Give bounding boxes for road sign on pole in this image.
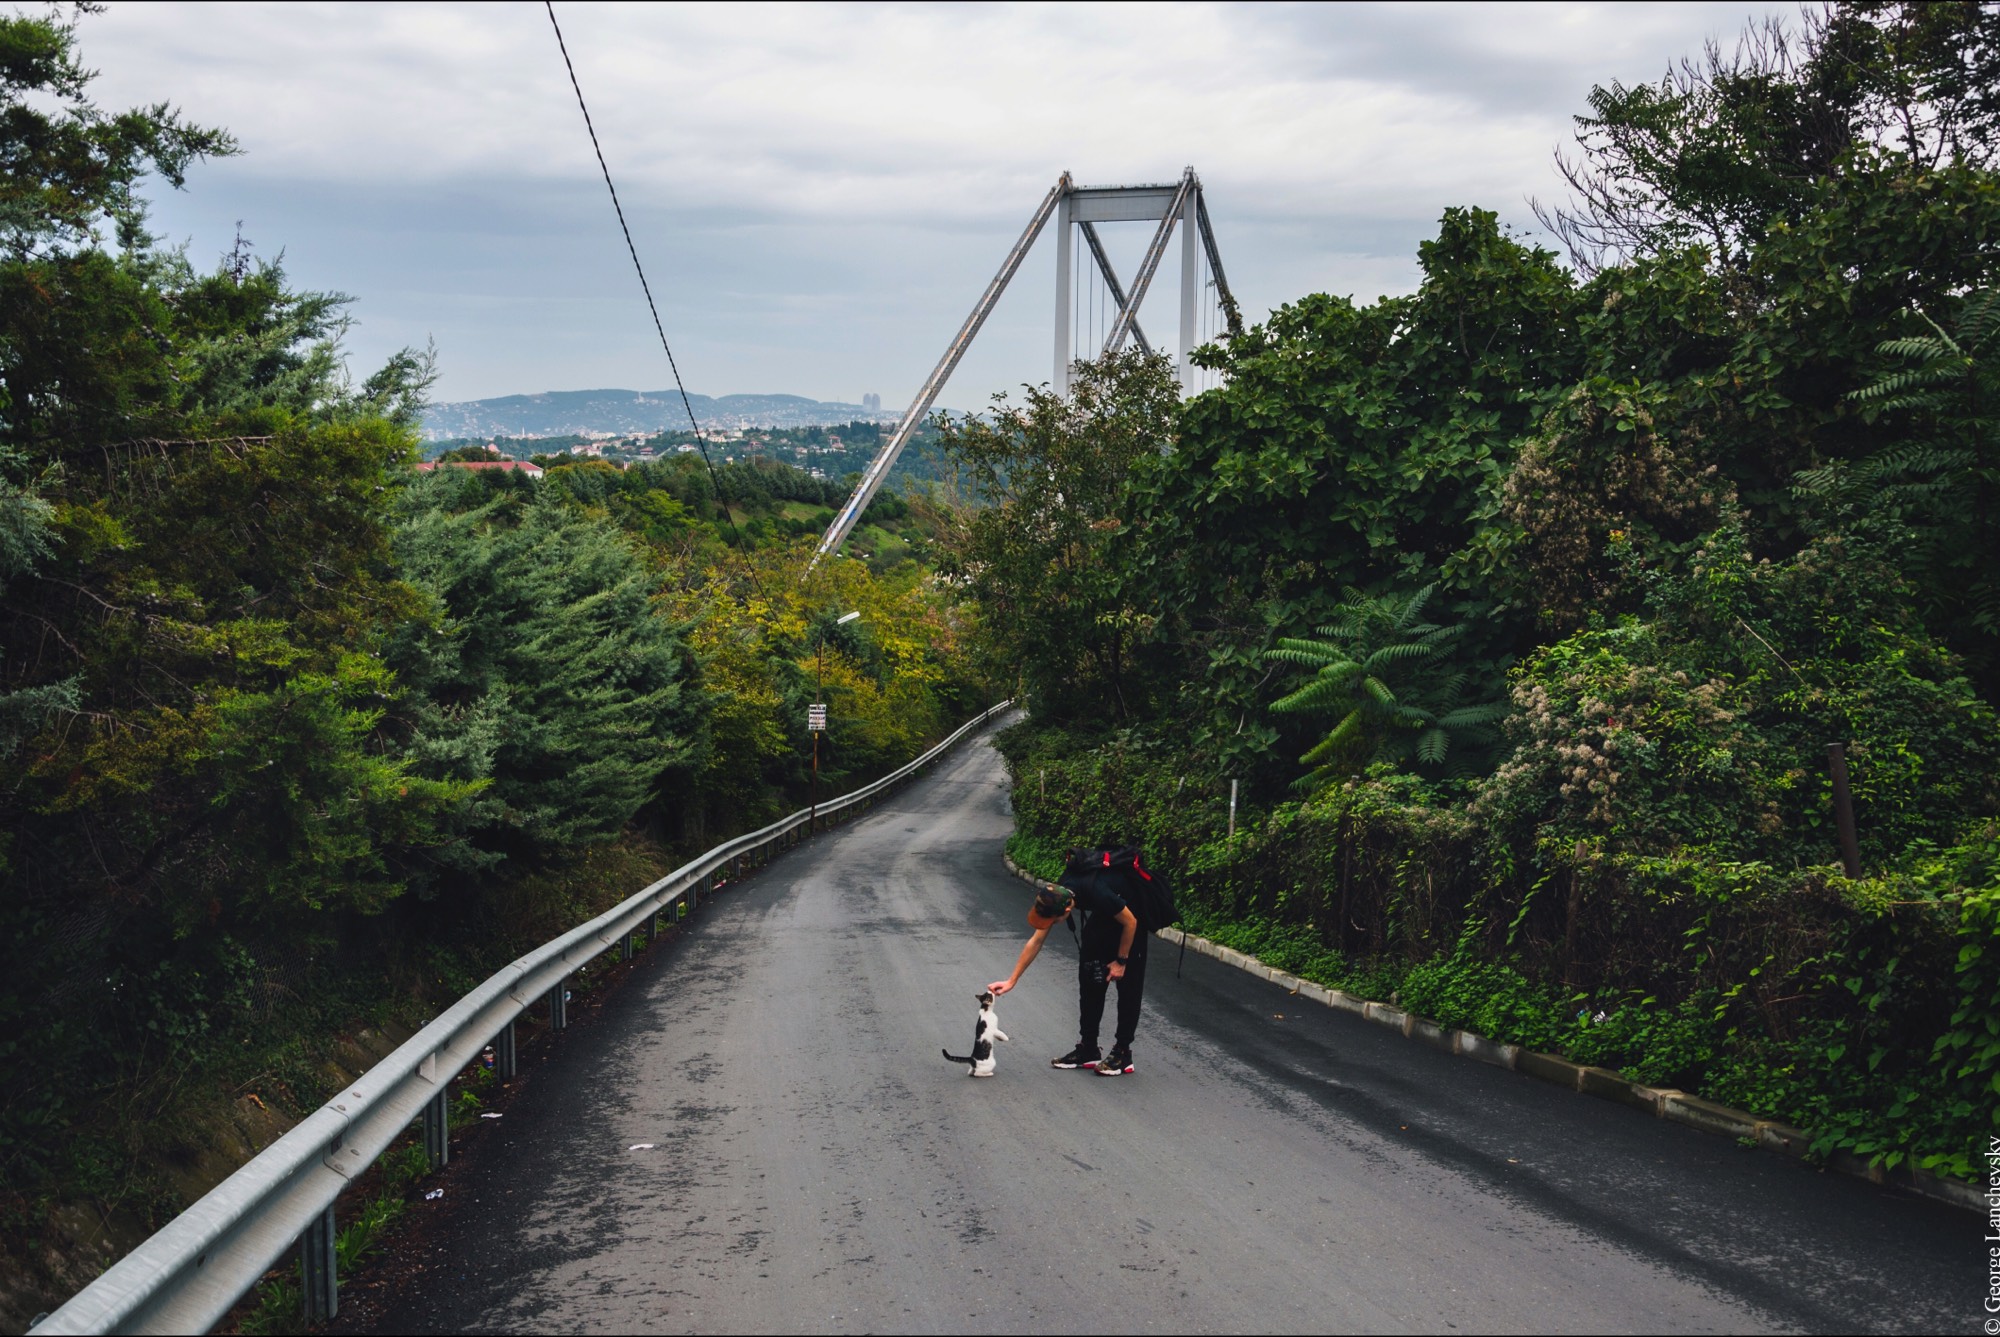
[808,704,827,732]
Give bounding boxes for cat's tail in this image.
[941,1048,975,1066]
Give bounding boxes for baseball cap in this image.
[1028,884,1074,929]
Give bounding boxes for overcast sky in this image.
[81,1,1791,410]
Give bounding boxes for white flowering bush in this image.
[1476,622,1788,854]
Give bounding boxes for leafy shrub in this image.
[1654,525,2000,865]
[334,1193,406,1273]
[1398,925,1569,1052]
[1003,830,1064,881]
[1495,377,1727,633]
[1477,520,2000,869]
[1560,994,1719,1089]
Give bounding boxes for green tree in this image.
[1121,207,1582,768]
[0,10,470,1199]
[936,350,1179,721]
[1797,289,2000,686]
[0,5,236,259]
[1265,585,1508,787]
[1536,2,2000,272]
[0,442,70,762]
[385,473,703,872]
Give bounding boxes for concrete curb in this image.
[1000,854,1981,1215]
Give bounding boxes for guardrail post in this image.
[423,1090,450,1170]
[549,977,568,1030]
[620,931,635,962]
[301,1204,336,1321]
[496,1020,517,1080]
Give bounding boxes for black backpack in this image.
[1059,843,1179,934]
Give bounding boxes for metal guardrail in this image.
[36,701,1014,1336]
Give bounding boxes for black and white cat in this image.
[942,990,1008,1077]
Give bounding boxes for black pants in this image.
[1078,925,1149,1051]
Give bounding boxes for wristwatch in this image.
[1113,956,1129,965]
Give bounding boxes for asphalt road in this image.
[353,727,1982,1335]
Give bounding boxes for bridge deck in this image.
[340,735,1973,1334]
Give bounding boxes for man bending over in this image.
[989,859,1147,1076]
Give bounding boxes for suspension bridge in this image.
[810,168,1242,567]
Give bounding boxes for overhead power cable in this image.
[543,1,747,554]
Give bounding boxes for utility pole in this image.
[811,612,859,832]
[810,672,820,833]
[1827,743,1863,878]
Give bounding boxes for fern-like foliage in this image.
[1263,584,1507,789]
[1813,287,2000,688]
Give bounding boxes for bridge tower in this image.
[810,168,1240,570]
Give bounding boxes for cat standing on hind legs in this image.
[942,990,1008,1077]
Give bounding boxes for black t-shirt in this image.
[1073,874,1128,921]
[1076,874,1144,959]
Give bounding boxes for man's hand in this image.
[1107,962,1126,981]
[989,980,1014,996]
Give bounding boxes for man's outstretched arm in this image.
[990,924,1053,995]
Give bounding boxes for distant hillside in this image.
[420,389,903,441]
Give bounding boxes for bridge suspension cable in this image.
[544,1,750,557]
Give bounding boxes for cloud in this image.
[79,1,1791,405]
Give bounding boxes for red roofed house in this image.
[417,460,543,479]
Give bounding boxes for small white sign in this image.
[808,704,827,732]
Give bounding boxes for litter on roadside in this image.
[480,1112,503,1119]
[628,1143,655,1151]
[424,1189,444,1201]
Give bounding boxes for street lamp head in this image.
[836,611,861,625]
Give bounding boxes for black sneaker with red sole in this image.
[1051,1045,1101,1070]
[1095,1047,1135,1075]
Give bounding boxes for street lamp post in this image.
[811,611,860,832]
